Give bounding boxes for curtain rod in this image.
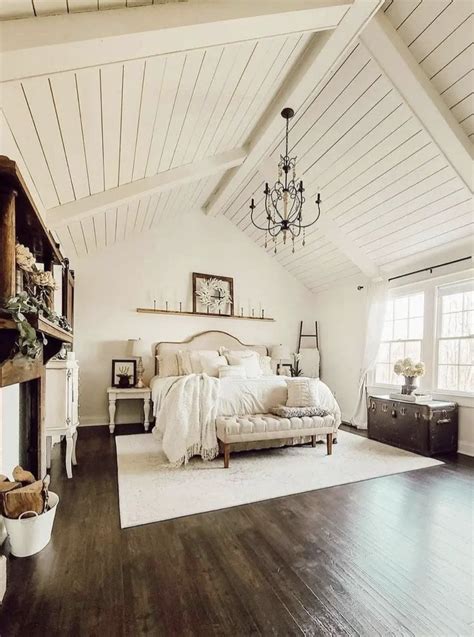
[387,256,472,282]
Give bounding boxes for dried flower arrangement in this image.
[393,358,425,378]
[3,244,72,359]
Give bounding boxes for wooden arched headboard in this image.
[154,330,268,374]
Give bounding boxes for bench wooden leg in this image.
[224,443,230,469]
[326,433,333,455]
[311,435,316,447]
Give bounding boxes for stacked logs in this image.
[0,467,50,519]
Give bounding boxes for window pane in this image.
[458,366,474,393]
[463,310,474,336]
[375,363,390,384]
[442,292,463,313]
[409,317,423,339]
[465,291,474,311]
[405,341,421,361]
[393,319,408,340]
[382,320,393,341]
[385,300,394,321]
[459,338,474,365]
[390,341,405,362]
[441,312,463,337]
[409,293,424,317]
[437,365,459,390]
[377,342,390,363]
[439,339,458,364]
[394,297,409,320]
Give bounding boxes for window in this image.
[374,292,424,385]
[436,281,474,393]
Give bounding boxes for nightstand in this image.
[107,387,152,434]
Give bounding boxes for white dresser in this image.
[45,358,79,478]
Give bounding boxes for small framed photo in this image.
[112,359,137,388]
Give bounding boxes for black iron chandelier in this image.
[249,107,321,253]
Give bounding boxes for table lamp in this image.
[127,338,145,388]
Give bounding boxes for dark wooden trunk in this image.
[368,395,458,456]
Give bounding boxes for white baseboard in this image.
[458,440,474,457]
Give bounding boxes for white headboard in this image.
[154,330,268,374]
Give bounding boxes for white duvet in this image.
[150,374,341,428]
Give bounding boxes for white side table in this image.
[107,387,152,434]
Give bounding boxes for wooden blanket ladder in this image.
[298,321,319,352]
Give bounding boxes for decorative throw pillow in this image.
[286,377,320,407]
[259,355,273,376]
[157,352,179,377]
[271,405,328,418]
[199,353,228,377]
[218,365,247,379]
[222,350,262,378]
[177,351,193,376]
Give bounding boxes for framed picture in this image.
[192,272,234,316]
[111,359,137,388]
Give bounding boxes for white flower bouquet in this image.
[393,358,425,378]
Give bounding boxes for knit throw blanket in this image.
[152,374,219,466]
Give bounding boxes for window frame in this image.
[373,291,425,388]
[368,270,474,406]
[433,279,474,398]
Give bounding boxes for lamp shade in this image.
[127,338,141,357]
[270,344,291,360]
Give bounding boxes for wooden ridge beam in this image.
[0,0,351,83]
[204,0,383,218]
[360,11,474,193]
[47,147,247,228]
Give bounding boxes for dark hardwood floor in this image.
[1,424,473,636]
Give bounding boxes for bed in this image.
[149,330,341,464]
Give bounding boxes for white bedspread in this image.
[150,374,341,429]
[151,374,219,466]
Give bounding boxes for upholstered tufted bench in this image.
[216,413,336,468]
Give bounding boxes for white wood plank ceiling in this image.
[0,0,187,20]
[384,0,474,140]
[0,0,472,292]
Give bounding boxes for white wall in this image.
[0,384,20,478]
[73,211,318,425]
[315,272,474,456]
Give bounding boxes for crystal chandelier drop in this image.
[249,107,321,254]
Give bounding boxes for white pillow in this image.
[218,365,247,379]
[259,355,273,376]
[223,349,262,378]
[199,353,228,377]
[157,352,179,377]
[286,377,319,407]
[177,350,193,375]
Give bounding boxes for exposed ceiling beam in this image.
[360,11,474,194]
[204,0,383,218]
[318,214,380,279]
[47,147,247,228]
[0,0,351,83]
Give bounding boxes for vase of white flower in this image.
[393,358,425,395]
[402,376,417,395]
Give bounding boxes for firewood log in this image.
[12,466,36,485]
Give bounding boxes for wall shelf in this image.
[136,308,275,322]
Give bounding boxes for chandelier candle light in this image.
[250,108,321,254]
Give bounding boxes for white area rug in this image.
[115,430,443,528]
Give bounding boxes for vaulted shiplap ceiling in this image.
[0,0,472,293]
[0,0,187,20]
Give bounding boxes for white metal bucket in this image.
[2,491,59,558]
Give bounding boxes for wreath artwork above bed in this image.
[192,273,234,316]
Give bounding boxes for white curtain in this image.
[351,280,388,429]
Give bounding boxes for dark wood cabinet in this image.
[368,395,458,456]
